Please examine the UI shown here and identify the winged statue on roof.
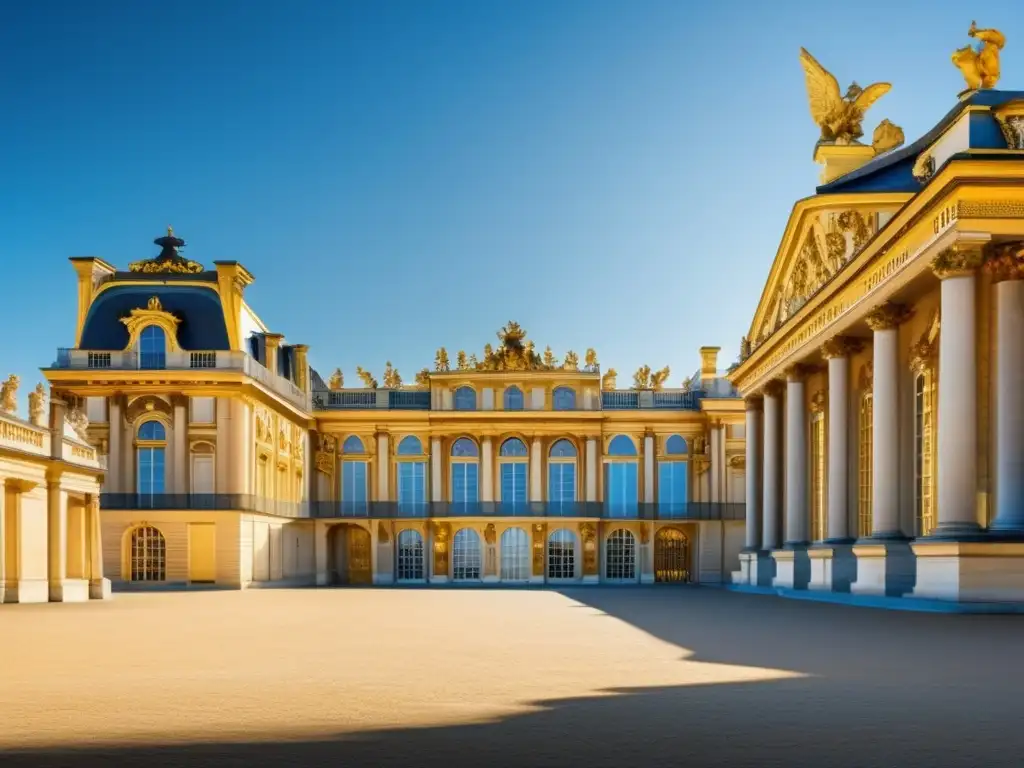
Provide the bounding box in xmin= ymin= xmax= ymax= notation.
xmin=799 ymin=48 xmax=892 ymax=145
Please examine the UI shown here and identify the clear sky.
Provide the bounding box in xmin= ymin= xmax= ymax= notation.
xmin=0 ymin=0 xmax=1019 ymax=404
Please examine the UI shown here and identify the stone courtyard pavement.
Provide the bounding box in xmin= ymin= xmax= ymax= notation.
xmin=1 ymin=587 xmax=1022 ymax=767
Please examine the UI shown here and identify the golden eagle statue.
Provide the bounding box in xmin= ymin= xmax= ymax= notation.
xmin=799 ymin=48 xmax=891 ymax=145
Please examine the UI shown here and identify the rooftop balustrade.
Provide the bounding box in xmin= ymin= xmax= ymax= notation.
xmin=98 ymin=494 xmax=745 ymax=522
xmin=311 ymin=387 xmax=711 ymax=411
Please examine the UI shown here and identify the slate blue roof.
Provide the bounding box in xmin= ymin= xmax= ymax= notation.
xmin=817 ymin=89 xmax=1024 ymax=195
xmin=79 ymin=285 xmax=230 ymax=351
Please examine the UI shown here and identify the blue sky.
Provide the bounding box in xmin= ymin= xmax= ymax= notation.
xmin=0 ymin=0 xmax=1019 ymax=402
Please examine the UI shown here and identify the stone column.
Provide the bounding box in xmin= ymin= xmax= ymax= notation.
xmin=173 ymin=397 xmax=188 ymax=494
xmin=931 ymin=246 xmax=985 ymax=535
xmin=585 ymin=438 xmax=598 ymax=503
xmin=481 ymin=437 xmax=494 ymax=503
xmin=229 ymin=398 xmax=248 ymax=497
xmin=987 ymin=243 xmax=1024 ymax=533
xmin=87 ymin=494 xmax=110 ymax=599
xmin=709 ymin=425 xmax=721 ymax=503
xmin=743 ymin=396 xmax=763 ymax=550
xmin=47 ymin=480 xmax=68 ymax=602
xmin=865 ymin=303 xmax=912 ymax=537
xmin=0 ymin=481 xmax=6 ymax=603
xmin=784 ymin=366 xmax=809 ymax=546
xmin=431 ymin=437 xmax=443 ymax=503
xmin=530 ymin=437 xmax=543 ymax=502
xmin=822 ymin=338 xmax=861 ymax=542
xmin=377 ymin=433 xmax=390 ymax=502
xmin=107 ymin=396 xmax=121 ymax=493
xmin=761 ymin=380 xmax=784 ymax=551
xmin=643 ymin=433 xmax=655 ymax=504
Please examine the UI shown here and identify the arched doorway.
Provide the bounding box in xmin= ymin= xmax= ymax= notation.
xmin=128 ymin=525 xmax=166 ymax=582
xmin=329 ymin=524 xmax=372 ymax=585
xmin=500 ymin=527 xmax=530 ymax=581
xmin=654 ymin=527 xmax=689 ymax=583
xmin=605 ymin=528 xmax=637 ymax=581
xmin=452 ymin=528 xmax=482 ymax=581
xmin=396 ymin=529 xmax=425 ymax=581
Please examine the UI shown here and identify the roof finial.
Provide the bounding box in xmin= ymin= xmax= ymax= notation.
xmin=167 ymin=225 xmax=174 ymax=237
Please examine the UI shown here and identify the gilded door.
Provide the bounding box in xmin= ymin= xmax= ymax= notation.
xmin=654 ymin=527 xmax=689 ymax=583
xmin=347 ymin=526 xmax=372 ymax=584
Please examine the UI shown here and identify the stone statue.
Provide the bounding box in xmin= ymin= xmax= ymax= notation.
xmin=563 ymin=350 xmax=579 ymax=370
xmin=0 ymin=375 xmax=19 ymax=415
xmin=355 ymin=366 xmax=378 ymax=388
xmin=68 ymin=405 xmax=89 ymax=442
xmin=799 ymin=47 xmax=892 ymax=144
xmin=28 ymin=383 xmax=46 ymax=426
xmin=584 ymin=348 xmax=598 ymax=370
xmin=382 ymin=361 xmax=402 ymax=389
xmin=414 ymin=368 xmax=430 ymax=388
xmin=601 ymin=368 xmax=618 ymax=391
xmin=328 ymin=368 xmax=343 ymax=390
xmin=434 ymin=347 xmax=450 ymax=372
xmin=650 ymin=366 xmax=671 ymax=392
xmin=871 ymin=119 xmax=905 ymax=155
xmin=952 ymin=21 xmax=1005 ymax=91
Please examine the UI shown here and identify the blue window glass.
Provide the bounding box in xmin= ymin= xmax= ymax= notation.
xmin=548 ymin=462 xmax=576 ymax=505
xmin=605 ymin=462 xmax=638 ymax=517
xmin=139 ymin=325 xmax=166 ymax=370
xmin=397 ymin=436 xmax=423 ymax=455
xmin=665 ymin=435 xmax=688 ymax=455
xmin=500 ymin=438 xmax=528 ymax=457
xmin=608 ymin=435 xmax=637 ymax=456
xmin=451 ymin=463 xmax=479 ymax=506
xmin=137 ymin=420 xmax=166 ymax=441
xmin=501 ymin=463 xmax=527 ymax=509
xmin=451 ymin=438 xmax=479 ymax=457
xmin=549 ymin=439 xmax=577 ymax=458
xmin=398 ymin=461 xmax=427 ymax=514
xmin=342 ymin=461 xmax=368 ymax=514
xmin=343 ymin=435 xmax=365 ymax=453
xmin=504 ymin=386 xmax=524 ymax=411
xmin=552 ymin=387 xmax=577 ymax=411
xmin=137 ymin=447 xmax=165 ymax=502
xmin=658 ymin=461 xmax=689 ymax=517
xmin=453 ymin=387 xmax=477 ymax=411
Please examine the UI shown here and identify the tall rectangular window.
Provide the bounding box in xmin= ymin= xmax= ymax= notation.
xmin=605 ymin=463 xmax=638 ymax=517
xmin=398 ymin=461 xmax=426 ymax=515
xmin=548 ymin=463 xmax=576 ymax=505
xmin=658 ymin=462 xmax=688 ymax=516
xmin=501 ymin=463 xmax=527 ymax=510
xmin=451 ymin=463 xmax=479 ymax=506
xmin=342 ymin=461 xmax=368 ymax=515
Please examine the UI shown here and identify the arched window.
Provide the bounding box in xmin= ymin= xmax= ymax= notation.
xmin=452 ymin=528 xmax=481 ymax=580
xmin=500 ymin=438 xmax=529 ymax=512
xmin=396 ymin=436 xmax=427 ymax=515
xmin=450 ymin=438 xmax=479 ymax=510
xmin=139 ymin=325 xmax=167 ymax=370
xmin=605 ymin=435 xmax=638 ymax=517
xmin=453 ymin=386 xmax=477 ymax=411
xmin=500 ymin=527 xmax=530 ymax=581
xmin=129 ymin=525 xmax=166 ymax=581
xmin=548 ymin=439 xmax=577 ymax=509
xmin=396 ymin=529 xmax=424 ymax=581
xmin=659 ymin=434 xmax=688 ymax=517
xmin=552 ymin=387 xmax=577 ymax=411
xmin=136 ymin=420 xmax=166 ymax=506
xmin=504 ymin=386 xmax=524 ymax=411
xmin=342 ymin=436 xmax=365 ymax=453
xmin=547 ymin=528 xmax=576 ymax=580
xmin=605 ymin=529 xmax=636 ymax=580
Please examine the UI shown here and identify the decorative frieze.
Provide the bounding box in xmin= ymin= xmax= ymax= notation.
xmin=984 ymin=241 xmax=1024 ymax=283
xmin=931 ymin=244 xmax=986 ymax=279
xmin=821 ymin=336 xmax=865 ymax=359
xmin=865 ymin=302 xmax=913 ymax=331
xmin=993 ymin=100 xmax=1024 ymax=149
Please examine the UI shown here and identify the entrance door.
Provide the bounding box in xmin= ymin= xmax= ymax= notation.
xmin=188 ymin=523 xmax=217 ymax=583
xmin=348 ymin=526 xmax=372 ymax=584
xmin=654 ymin=527 xmax=689 ymax=583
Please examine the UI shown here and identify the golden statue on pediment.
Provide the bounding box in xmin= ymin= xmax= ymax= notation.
xmin=952 ymin=21 xmax=1005 ymax=91
xmin=799 ymin=48 xmax=892 ymax=145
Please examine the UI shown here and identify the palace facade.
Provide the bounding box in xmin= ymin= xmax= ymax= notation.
xmin=730 ymin=27 xmax=1024 ymax=603
xmin=36 ymin=230 xmax=746 ymax=592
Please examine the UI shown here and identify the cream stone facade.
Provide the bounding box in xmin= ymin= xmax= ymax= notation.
xmin=730 ymin=31 xmax=1024 ymax=604
xmin=42 ymin=230 xmax=746 ymax=591
xmin=0 ymin=379 xmax=109 ymax=603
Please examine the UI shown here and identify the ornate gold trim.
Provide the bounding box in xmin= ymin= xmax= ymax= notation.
xmin=821 ymin=335 xmax=865 ymax=359
xmin=865 ymin=302 xmax=912 ymax=331
xmin=120 ymin=297 xmax=182 ymax=352
xmin=931 ymin=243 xmax=986 ymax=279
xmin=763 ymin=379 xmax=786 ymax=398
xmin=810 ymin=390 xmax=827 ymax=413
xmin=743 ymin=394 xmax=763 ymax=411
xmin=984 ymin=240 xmax=1024 ymax=282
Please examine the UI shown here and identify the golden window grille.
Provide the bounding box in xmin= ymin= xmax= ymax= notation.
xmin=858 ymin=391 xmax=873 ymax=537
xmin=810 ymin=412 xmax=827 ymax=541
xmin=915 ymin=372 xmax=937 ymax=536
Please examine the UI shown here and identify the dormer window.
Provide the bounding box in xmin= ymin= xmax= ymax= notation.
xmin=139 ymin=326 xmax=167 ymax=370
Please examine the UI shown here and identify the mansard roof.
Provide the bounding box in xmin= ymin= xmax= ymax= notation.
xmin=817 ymin=89 xmax=1024 ymax=194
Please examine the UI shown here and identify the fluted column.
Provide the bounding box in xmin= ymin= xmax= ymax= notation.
xmin=784 ymin=366 xmax=809 ymax=545
xmin=762 ymin=380 xmax=784 ymax=550
xmin=377 ymin=433 xmax=390 ymax=502
xmin=585 ymin=438 xmax=598 ymax=502
xmin=481 ymin=437 xmax=494 ymax=502
xmin=987 ymin=243 xmax=1024 ymax=533
xmin=709 ymin=424 xmax=721 ymax=503
xmin=822 ymin=337 xmax=862 ymax=541
xmin=530 ymin=437 xmax=543 ymax=502
xmin=931 ymin=245 xmax=985 ymax=535
xmin=47 ymin=480 xmax=67 ymax=601
xmin=865 ymin=303 xmax=913 ymax=537
xmin=431 ymin=437 xmax=443 ymax=503
xmin=744 ymin=396 xmax=763 ymax=550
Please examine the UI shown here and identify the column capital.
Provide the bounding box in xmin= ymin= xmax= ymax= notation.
xmin=931 ymin=242 xmax=986 ymax=280
xmin=783 ymin=363 xmax=812 ymax=382
xmin=865 ymin=302 xmax=913 ymax=331
xmin=821 ymin=336 xmax=864 ymax=359
xmin=763 ymin=379 xmax=786 ymax=398
xmin=810 ymin=390 xmax=827 ymax=413
xmin=984 ymin=240 xmax=1024 ymax=283
xmin=743 ymin=394 xmax=763 ymax=411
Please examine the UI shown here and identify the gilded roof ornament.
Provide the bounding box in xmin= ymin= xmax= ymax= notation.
xmin=434 ymin=348 xmax=450 ymax=372
xmin=0 ymin=374 xmax=19 ymax=415
xmin=355 ymin=366 xmax=377 ymax=388
xmin=328 ymin=368 xmax=343 ymax=390
xmin=952 ymin=21 xmax=1004 ymax=92
xmin=382 ymin=362 xmax=402 ymax=389
xmin=414 ymin=368 xmax=431 ymax=388
xmin=632 ymin=365 xmax=670 ymax=391
xmin=128 ymin=228 xmax=205 ymax=274
xmin=601 ymin=368 xmax=617 ymax=391
xmin=799 ymin=48 xmax=892 ymax=146
xmin=871 ymin=119 xmax=904 ymax=155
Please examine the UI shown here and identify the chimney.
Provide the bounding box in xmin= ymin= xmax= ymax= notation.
xmin=264 ymin=333 xmax=284 ymax=374
xmin=292 ymin=344 xmax=309 ymax=391
xmin=214 ymin=261 xmax=255 ymax=351
xmin=69 ymin=257 xmax=116 ymax=347
xmin=699 ymin=346 xmax=720 ymax=386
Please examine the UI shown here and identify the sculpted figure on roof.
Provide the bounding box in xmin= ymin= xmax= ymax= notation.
xmin=799 ymin=48 xmax=891 ymax=145
xmin=952 ymin=21 xmax=1005 ymax=91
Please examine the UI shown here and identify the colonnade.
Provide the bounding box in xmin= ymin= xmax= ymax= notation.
xmin=739 ymin=239 xmax=1024 ymax=602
